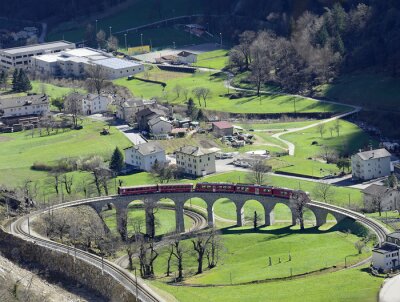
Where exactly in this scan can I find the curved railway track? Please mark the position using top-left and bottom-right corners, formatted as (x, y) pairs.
(8, 194), (389, 302)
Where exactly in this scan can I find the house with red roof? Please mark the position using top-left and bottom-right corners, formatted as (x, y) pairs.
(212, 121), (234, 137)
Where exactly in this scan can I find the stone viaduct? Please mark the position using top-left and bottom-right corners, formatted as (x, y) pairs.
(86, 193), (349, 237)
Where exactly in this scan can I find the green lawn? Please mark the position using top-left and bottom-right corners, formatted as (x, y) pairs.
(193, 50), (230, 70)
(30, 81), (85, 100)
(273, 119), (377, 178)
(102, 204), (193, 237)
(47, 0), (207, 42)
(315, 73), (400, 111)
(0, 119), (130, 187)
(115, 70), (350, 114)
(237, 120), (317, 130)
(150, 264), (381, 302)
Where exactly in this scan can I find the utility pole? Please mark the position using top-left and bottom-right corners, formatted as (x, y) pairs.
(219, 32), (222, 48)
(173, 41), (176, 49)
(95, 19), (98, 33)
(27, 216), (30, 235)
(134, 267), (139, 299)
(109, 26), (112, 37)
(140, 33), (143, 47)
(124, 33), (127, 50)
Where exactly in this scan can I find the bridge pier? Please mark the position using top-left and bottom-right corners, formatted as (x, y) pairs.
(313, 209), (328, 227)
(175, 202), (185, 233)
(207, 203), (214, 227)
(236, 205), (245, 227)
(263, 203), (275, 226)
(291, 210), (297, 226)
(115, 206), (128, 241)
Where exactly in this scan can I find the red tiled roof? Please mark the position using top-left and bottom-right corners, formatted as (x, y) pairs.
(212, 121), (233, 129)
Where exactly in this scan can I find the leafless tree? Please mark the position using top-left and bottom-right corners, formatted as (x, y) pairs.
(237, 31), (256, 70)
(200, 87), (211, 107)
(334, 120), (341, 136)
(317, 123), (326, 138)
(151, 161), (178, 183)
(247, 160), (271, 185)
(354, 240), (366, 254)
(182, 88), (189, 101)
(137, 237), (159, 279)
(205, 228), (223, 269)
(192, 87), (203, 107)
(64, 92), (83, 129)
(371, 192), (384, 216)
(61, 174), (73, 195)
(86, 64), (108, 95)
(80, 156), (112, 196)
(290, 191), (310, 230)
(172, 84), (182, 99)
(191, 231), (213, 274)
(168, 233), (186, 281)
(313, 181), (335, 203)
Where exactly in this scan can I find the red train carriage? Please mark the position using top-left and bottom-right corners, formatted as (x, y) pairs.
(118, 185), (158, 195)
(258, 185), (274, 196)
(195, 183), (235, 193)
(158, 183), (194, 193)
(272, 188), (293, 199)
(234, 184), (262, 195)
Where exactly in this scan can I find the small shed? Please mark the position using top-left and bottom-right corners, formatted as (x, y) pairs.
(212, 121), (234, 137)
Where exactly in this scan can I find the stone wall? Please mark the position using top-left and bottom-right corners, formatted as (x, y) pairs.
(0, 228), (136, 302)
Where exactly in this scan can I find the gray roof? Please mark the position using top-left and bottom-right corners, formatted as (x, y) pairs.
(95, 57), (141, 69)
(177, 51), (196, 57)
(148, 116), (171, 127)
(356, 148), (391, 160)
(131, 142), (164, 156)
(373, 243), (399, 254)
(0, 94), (49, 110)
(388, 232), (400, 240)
(0, 41), (75, 55)
(362, 184), (394, 196)
(176, 146), (216, 156)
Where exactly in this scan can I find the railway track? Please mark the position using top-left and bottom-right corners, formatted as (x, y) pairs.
(8, 194), (389, 302)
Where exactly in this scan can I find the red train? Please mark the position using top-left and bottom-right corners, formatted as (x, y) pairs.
(118, 182), (296, 199)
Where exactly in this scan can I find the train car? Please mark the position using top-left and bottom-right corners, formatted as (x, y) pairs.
(158, 183), (194, 193)
(234, 184), (262, 195)
(118, 185), (158, 195)
(195, 183), (235, 193)
(272, 188), (293, 199)
(258, 185), (274, 196)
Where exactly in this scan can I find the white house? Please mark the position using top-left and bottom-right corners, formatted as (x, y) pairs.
(175, 146), (216, 177)
(372, 232), (400, 272)
(176, 51), (197, 64)
(148, 116), (173, 138)
(0, 40), (75, 70)
(30, 47), (144, 79)
(0, 94), (49, 118)
(81, 94), (111, 115)
(124, 142), (166, 172)
(362, 184), (400, 213)
(351, 148), (392, 181)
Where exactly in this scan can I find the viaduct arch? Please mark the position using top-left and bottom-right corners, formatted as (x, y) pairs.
(86, 193), (348, 237)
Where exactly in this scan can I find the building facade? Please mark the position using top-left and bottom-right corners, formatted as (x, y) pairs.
(175, 146), (216, 177)
(30, 47), (144, 79)
(148, 116), (173, 137)
(362, 184), (400, 213)
(351, 149), (392, 181)
(124, 142), (166, 172)
(0, 41), (75, 70)
(372, 232), (400, 272)
(0, 94), (49, 118)
(212, 121), (234, 137)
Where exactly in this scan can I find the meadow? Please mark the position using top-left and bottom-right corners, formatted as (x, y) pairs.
(115, 69), (350, 114)
(192, 49), (230, 70)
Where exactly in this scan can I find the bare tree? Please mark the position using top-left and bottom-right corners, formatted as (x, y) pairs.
(80, 156), (112, 196)
(200, 87), (211, 107)
(334, 120), (341, 136)
(172, 84), (182, 99)
(247, 160), (271, 185)
(313, 181), (335, 203)
(237, 31), (256, 70)
(192, 87), (203, 107)
(354, 240), (366, 254)
(182, 88), (189, 101)
(151, 162), (178, 183)
(371, 192), (384, 216)
(290, 191), (310, 230)
(168, 233), (185, 281)
(64, 92), (83, 129)
(137, 237), (159, 279)
(61, 174), (73, 195)
(191, 231), (213, 274)
(205, 228), (223, 269)
(86, 64), (108, 95)
(317, 123), (326, 138)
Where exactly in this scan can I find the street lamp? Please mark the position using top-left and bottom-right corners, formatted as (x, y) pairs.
(140, 33), (143, 47)
(124, 33), (128, 50)
(173, 41), (176, 49)
(109, 26), (112, 37)
(95, 19), (98, 33)
(220, 32), (222, 48)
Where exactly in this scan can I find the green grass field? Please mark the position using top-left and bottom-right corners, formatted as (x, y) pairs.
(315, 73), (400, 111)
(193, 50), (230, 70)
(0, 119), (130, 187)
(47, 0), (207, 42)
(150, 264), (381, 302)
(272, 119), (376, 178)
(30, 81), (85, 100)
(102, 204), (193, 236)
(115, 70), (350, 114)
(237, 120), (317, 130)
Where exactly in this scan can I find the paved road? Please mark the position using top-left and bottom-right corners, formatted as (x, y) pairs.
(115, 125), (147, 145)
(380, 274), (400, 302)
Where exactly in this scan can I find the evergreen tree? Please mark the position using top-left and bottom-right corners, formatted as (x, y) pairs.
(12, 69), (19, 92)
(186, 97), (196, 118)
(0, 70), (6, 89)
(17, 69), (32, 92)
(109, 147), (124, 174)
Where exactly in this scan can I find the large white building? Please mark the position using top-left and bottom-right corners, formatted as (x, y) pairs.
(30, 47), (144, 79)
(175, 146), (216, 177)
(0, 94), (49, 118)
(0, 41), (75, 70)
(124, 142), (166, 172)
(351, 148), (392, 181)
(372, 232), (400, 272)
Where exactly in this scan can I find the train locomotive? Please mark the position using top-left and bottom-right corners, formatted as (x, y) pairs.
(118, 182), (296, 199)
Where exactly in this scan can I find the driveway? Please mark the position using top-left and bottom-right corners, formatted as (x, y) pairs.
(380, 274), (400, 302)
(115, 125), (147, 145)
